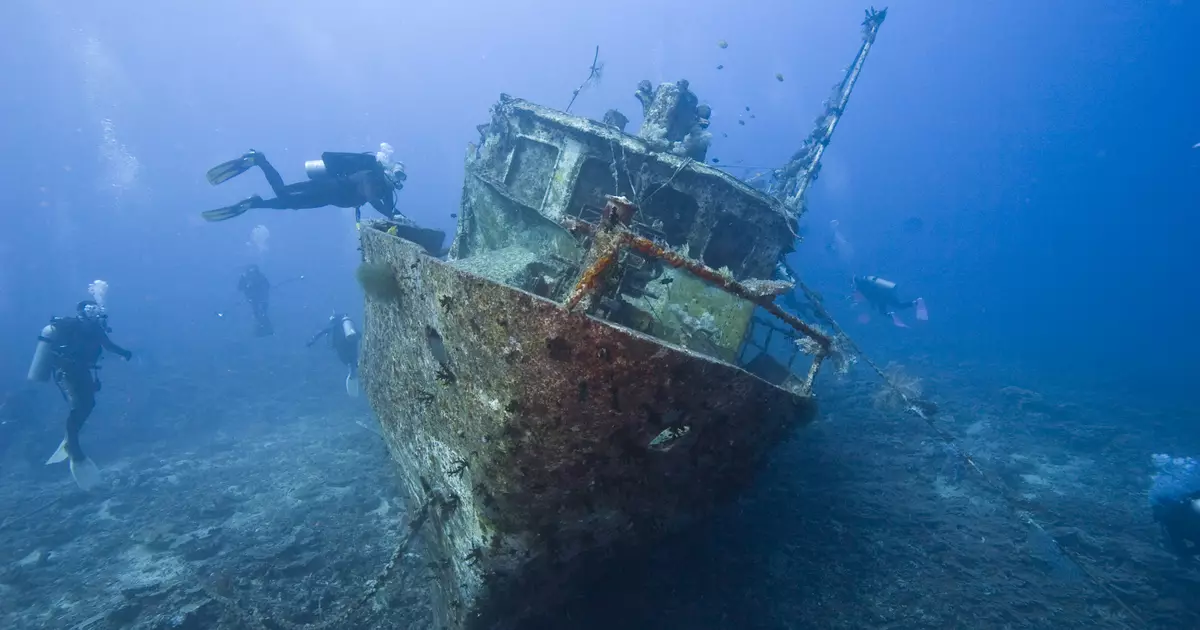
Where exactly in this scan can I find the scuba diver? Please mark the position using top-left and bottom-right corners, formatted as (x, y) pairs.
(200, 143), (407, 223)
(238, 265), (274, 337)
(307, 313), (361, 397)
(1150, 454), (1200, 561)
(27, 300), (132, 490)
(1154, 491), (1200, 560)
(853, 275), (928, 328)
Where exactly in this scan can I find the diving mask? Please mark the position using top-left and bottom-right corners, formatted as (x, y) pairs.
(382, 162), (407, 190)
(82, 303), (107, 320)
(81, 302), (111, 331)
(376, 142), (407, 190)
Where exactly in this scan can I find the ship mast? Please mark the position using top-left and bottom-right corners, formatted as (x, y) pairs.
(771, 7), (887, 218)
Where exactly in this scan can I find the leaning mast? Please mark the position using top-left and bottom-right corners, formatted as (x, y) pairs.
(772, 7), (888, 218)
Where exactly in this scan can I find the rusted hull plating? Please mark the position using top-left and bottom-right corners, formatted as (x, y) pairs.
(359, 227), (816, 629)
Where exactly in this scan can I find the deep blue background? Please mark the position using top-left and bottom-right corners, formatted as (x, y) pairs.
(1, 0), (1197, 411)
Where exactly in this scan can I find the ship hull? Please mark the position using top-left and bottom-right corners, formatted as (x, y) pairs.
(360, 227), (816, 629)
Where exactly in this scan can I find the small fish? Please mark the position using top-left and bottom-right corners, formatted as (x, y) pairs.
(738, 120), (745, 126)
(716, 64), (724, 70)
(450, 213), (458, 218)
(717, 40), (728, 49)
(775, 73), (785, 82)
(750, 114), (756, 119)
(745, 106), (750, 111)
(711, 158), (720, 163)
(1193, 142), (1200, 149)
(722, 132), (728, 138)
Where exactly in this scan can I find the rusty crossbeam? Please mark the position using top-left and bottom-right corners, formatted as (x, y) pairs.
(562, 196), (833, 352)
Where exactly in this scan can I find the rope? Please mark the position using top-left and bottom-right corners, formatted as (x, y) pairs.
(0, 493), (68, 530)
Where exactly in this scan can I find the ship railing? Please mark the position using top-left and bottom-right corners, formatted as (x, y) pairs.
(739, 313), (818, 388)
(559, 195), (832, 396)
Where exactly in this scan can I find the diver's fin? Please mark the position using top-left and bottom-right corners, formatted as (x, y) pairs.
(205, 154), (256, 186)
(201, 197), (258, 223)
(915, 297), (929, 321)
(46, 439), (69, 465)
(890, 312), (910, 328)
(69, 457), (103, 491)
(345, 372), (360, 398)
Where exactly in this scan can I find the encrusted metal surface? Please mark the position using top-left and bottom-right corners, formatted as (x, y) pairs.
(449, 94), (802, 366)
(359, 226), (815, 629)
(454, 94), (795, 282)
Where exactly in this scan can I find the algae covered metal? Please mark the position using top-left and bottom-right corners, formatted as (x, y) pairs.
(450, 89), (795, 366)
(360, 226), (815, 628)
(358, 10), (886, 628)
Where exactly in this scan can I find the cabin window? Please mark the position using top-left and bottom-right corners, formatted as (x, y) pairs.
(702, 214), (755, 275)
(639, 186), (698, 247)
(568, 158), (634, 220)
(504, 137), (560, 209)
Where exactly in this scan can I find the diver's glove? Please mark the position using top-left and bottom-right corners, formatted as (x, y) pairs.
(119, 349), (133, 361)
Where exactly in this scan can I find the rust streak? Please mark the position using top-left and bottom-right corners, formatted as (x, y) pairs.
(562, 196), (832, 350)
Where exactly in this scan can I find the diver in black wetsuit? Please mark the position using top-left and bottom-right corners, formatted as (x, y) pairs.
(201, 147), (407, 223)
(238, 265), (274, 337)
(853, 275), (929, 328)
(30, 300), (132, 490)
(307, 313), (361, 397)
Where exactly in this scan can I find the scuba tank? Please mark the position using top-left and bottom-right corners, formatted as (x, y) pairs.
(341, 315), (358, 341)
(864, 276), (896, 291)
(306, 152), (381, 180)
(304, 159), (328, 180)
(337, 314), (361, 398)
(27, 323), (58, 382)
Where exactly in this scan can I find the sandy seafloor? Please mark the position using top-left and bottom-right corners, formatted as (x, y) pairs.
(1, 353), (1197, 629)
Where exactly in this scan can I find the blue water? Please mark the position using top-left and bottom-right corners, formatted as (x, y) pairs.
(1, 1), (1198, 628)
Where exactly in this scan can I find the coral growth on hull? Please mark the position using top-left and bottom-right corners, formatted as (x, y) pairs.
(359, 227), (815, 629)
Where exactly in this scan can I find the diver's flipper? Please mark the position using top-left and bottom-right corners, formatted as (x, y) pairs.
(201, 197), (258, 223)
(46, 439), (69, 465)
(915, 298), (929, 321)
(206, 154), (256, 186)
(890, 312), (910, 328)
(345, 372), (360, 398)
(69, 457), (103, 491)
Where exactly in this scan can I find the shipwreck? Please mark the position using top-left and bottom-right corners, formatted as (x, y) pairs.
(357, 9), (887, 629)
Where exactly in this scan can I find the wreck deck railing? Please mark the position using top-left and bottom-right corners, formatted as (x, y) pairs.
(559, 195), (830, 395)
